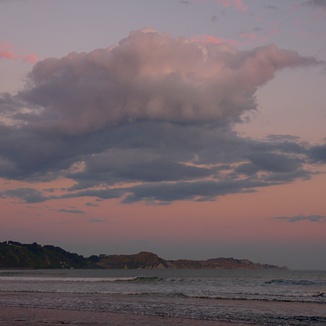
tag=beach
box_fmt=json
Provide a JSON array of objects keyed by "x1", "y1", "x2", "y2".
[{"x1": 0, "y1": 306, "x2": 238, "y2": 325}]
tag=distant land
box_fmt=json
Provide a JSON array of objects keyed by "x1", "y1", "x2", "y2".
[{"x1": 0, "y1": 241, "x2": 287, "y2": 270}]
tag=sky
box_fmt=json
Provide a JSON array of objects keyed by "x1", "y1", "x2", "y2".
[{"x1": 0, "y1": 0, "x2": 326, "y2": 270}]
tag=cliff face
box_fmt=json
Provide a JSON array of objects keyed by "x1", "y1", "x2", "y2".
[
  {"x1": 169, "y1": 257, "x2": 282, "y2": 270},
  {"x1": 0, "y1": 241, "x2": 286, "y2": 270},
  {"x1": 89, "y1": 251, "x2": 172, "y2": 269}
]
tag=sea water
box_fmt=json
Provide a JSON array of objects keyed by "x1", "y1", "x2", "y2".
[{"x1": 0, "y1": 269, "x2": 325, "y2": 325}]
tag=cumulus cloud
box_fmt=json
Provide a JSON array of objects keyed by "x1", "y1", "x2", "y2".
[
  {"x1": 274, "y1": 215, "x2": 326, "y2": 223},
  {"x1": 0, "y1": 29, "x2": 324, "y2": 204},
  {"x1": 12, "y1": 29, "x2": 320, "y2": 136}
]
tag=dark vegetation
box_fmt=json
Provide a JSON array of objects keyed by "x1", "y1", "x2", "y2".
[{"x1": 0, "y1": 241, "x2": 286, "y2": 270}]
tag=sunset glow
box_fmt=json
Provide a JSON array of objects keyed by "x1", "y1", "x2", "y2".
[{"x1": 0, "y1": 0, "x2": 325, "y2": 269}]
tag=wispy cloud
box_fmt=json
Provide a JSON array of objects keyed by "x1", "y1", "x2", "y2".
[
  {"x1": 214, "y1": 0, "x2": 248, "y2": 12},
  {"x1": 0, "y1": 42, "x2": 38, "y2": 63},
  {"x1": 237, "y1": 27, "x2": 279, "y2": 46},
  {"x1": 0, "y1": 188, "x2": 47, "y2": 203},
  {"x1": 192, "y1": 34, "x2": 238, "y2": 46},
  {"x1": 239, "y1": 32, "x2": 257, "y2": 42},
  {"x1": 179, "y1": 0, "x2": 247, "y2": 12},
  {"x1": 274, "y1": 215, "x2": 326, "y2": 223},
  {"x1": 89, "y1": 218, "x2": 106, "y2": 223},
  {"x1": 57, "y1": 208, "x2": 85, "y2": 214},
  {"x1": 85, "y1": 202, "x2": 99, "y2": 207},
  {"x1": 263, "y1": 5, "x2": 277, "y2": 10},
  {"x1": 179, "y1": 0, "x2": 191, "y2": 4}
]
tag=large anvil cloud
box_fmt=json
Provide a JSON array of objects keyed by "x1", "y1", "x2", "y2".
[{"x1": 0, "y1": 29, "x2": 324, "y2": 204}]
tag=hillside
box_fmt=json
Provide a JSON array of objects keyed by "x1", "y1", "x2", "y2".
[
  {"x1": 0, "y1": 241, "x2": 286, "y2": 270},
  {"x1": 89, "y1": 251, "x2": 171, "y2": 269},
  {"x1": 0, "y1": 241, "x2": 93, "y2": 269}
]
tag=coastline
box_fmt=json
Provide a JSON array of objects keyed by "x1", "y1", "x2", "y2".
[{"x1": 0, "y1": 306, "x2": 240, "y2": 325}]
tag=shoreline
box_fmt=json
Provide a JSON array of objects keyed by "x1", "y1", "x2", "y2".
[{"x1": 0, "y1": 306, "x2": 242, "y2": 325}]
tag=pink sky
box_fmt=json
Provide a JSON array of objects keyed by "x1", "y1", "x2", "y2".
[{"x1": 0, "y1": 0, "x2": 325, "y2": 270}]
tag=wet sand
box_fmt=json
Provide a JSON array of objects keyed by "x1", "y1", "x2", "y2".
[{"x1": 0, "y1": 306, "x2": 242, "y2": 325}]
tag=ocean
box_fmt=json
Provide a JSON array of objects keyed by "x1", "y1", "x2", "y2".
[{"x1": 0, "y1": 268, "x2": 325, "y2": 325}]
